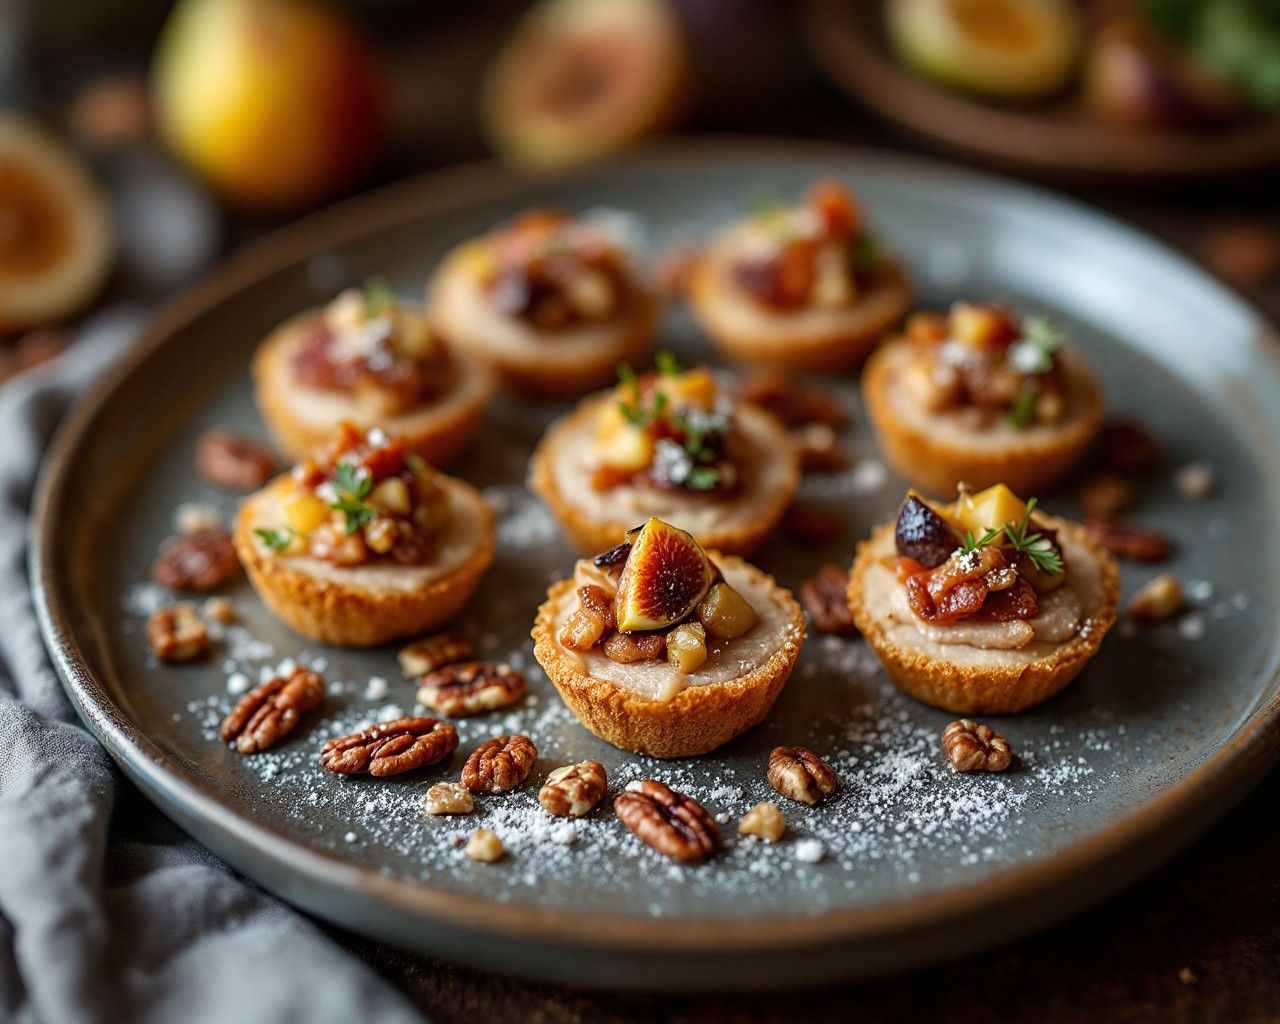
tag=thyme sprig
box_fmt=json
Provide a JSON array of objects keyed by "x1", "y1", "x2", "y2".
[
  {"x1": 363, "y1": 276, "x2": 396, "y2": 317},
  {"x1": 254, "y1": 526, "x2": 296, "y2": 553},
  {"x1": 330, "y1": 461, "x2": 377, "y2": 535},
  {"x1": 959, "y1": 497, "x2": 1064, "y2": 576}
]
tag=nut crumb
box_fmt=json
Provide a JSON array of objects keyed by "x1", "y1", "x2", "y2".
[
  {"x1": 1173, "y1": 461, "x2": 1215, "y2": 501},
  {"x1": 174, "y1": 502, "x2": 223, "y2": 536},
  {"x1": 1128, "y1": 574, "x2": 1184, "y2": 622},
  {"x1": 424, "y1": 782, "x2": 475, "y2": 816},
  {"x1": 201, "y1": 596, "x2": 236, "y2": 625},
  {"x1": 1178, "y1": 966, "x2": 1199, "y2": 986},
  {"x1": 738, "y1": 801, "x2": 785, "y2": 843},
  {"x1": 147, "y1": 603, "x2": 209, "y2": 663},
  {"x1": 465, "y1": 828, "x2": 504, "y2": 862}
]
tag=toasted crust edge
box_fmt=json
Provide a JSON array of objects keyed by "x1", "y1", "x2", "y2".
[
  {"x1": 847, "y1": 518, "x2": 1120, "y2": 715},
  {"x1": 527, "y1": 397, "x2": 800, "y2": 557},
  {"x1": 532, "y1": 555, "x2": 806, "y2": 758},
  {"x1": 233, "y1": 476, "x2": 495, "y2": 648}
]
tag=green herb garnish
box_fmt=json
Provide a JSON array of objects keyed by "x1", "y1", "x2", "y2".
[
  {"x1": 686, "y1": 466, "x2": 721, "y2": 491},
  {"x1": 254, "y1": 527, "x2": 296, "y2": 553},
  {"x1": 1005, "y1": 385, "x2": 1040, "y2": 429},
  {"x1": 363, "y1": 276, "x2": 396, "y2": 317},
  {"x1": 958, "y1": 498, "x2": 1064, "y2": 576},
  {"x1": 1020, "y1": 315, "x2": 1064, "y2": 369},
  {"x1": 330, "y1": 461, "x2": 376, "y2": 535},
  {"x1": 616, "y1": 362, "x2": 669, "y2": 429},
  {"x1": 654, "y1": 349, "x2": 683, "y2": 377}
]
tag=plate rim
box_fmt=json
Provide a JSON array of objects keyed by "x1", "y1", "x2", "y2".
[{"x1": 30, "y1": 138, "x2": 1280, "y2": 967}]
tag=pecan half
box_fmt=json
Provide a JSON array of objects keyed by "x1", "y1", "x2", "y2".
[
  {"x1": 152, "y1": 530, "x2": 239, "y2": 592},
  {"x1": 195, "y1": 429, "x2": 277, "y2": 490},
  {"x1": 417, "y1": 662, "x2": 527, "y2": 717},
  {"x1": 784, "y1": 502, "x2": 846, "y2": 545},
  {"x1": 321, "y1": 717, "x2": 458, "y2": 776},
  {"x1": 539, "y1": 761, "x2": 608, "y2": 818},
  {"x1": 799, "y1": 563, "x2": 858, "y2": 637},
  {"x1": 146, "y1": 603, "x2": 209, "y2": 663},
  {"x1": 767, "y1": 746, "x2": 838, "y2": 806},
  {"x1": 736, "y1": 372, "x2": 845, "y2": 427},
  {"x1": 614, "y1": 780, "x2": 721, "y2": 864},
  {"x1": 1099, "y1": 420, "x2": 1161, "y2": 475},
  {"x1": 1079, "y1": 473, "x2": 1136, "y2": 521},
  {"x1": 219, "y1": 668, "x2": 324, "y2": 754},
  {"x1": 398, "y1": 632, "x2": 474, "y2": 677},
  {"x1": 462, "y1": 734, "x2": 537, "y2": 793},
  {"x1": 942, "y1": 719, "x2": 1012, "y2": 773},
  {"x1": 1086, "y1": 518, "x2": 1173, "y2": 562}
]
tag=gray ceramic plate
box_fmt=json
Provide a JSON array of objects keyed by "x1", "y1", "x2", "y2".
[{"x1": 31, "y1": 141, "x2": 1280, "y2": 991}]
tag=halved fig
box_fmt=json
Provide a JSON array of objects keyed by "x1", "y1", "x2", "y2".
[
  {"x1": 613, "y1": 517, "x2": 713, "y2": 632},
  {"x1": 0, "y1": 113, "x2": 114, "y2": 334},
  {"x1": 480, "y1": 0, "x2": 689, "y2": 170},
  {"x1": 894, "y1": 493, "x2": 961, "y2": 568},
  {"x1": 885, "y1": 0, "x2": 1083, "y2": 100}
]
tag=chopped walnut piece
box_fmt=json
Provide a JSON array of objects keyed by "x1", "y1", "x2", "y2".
[
  {"x1": 423, "y1": 782, "x2": 475, "y2": 816},
  {"x1": 559, "y1": 585, "x2": 614, "y2": 651},
  {"x1": 219, "y1": 668, "x2": 324, "y2": 754},
  {"x1": 398, "y1": 632, "x2": 474, "y2": 677},
  {"x1": 201, "y1": 596, "x2": 236, "y2": 625},
  {"x1": 462, "y1": 735, "x2": 537, "y2": 793},
  {"x1": 194, "y1": 430, "x2": 278, "y2": 490},
  {"x1": 539, "y1": 761, "x2": 608, "y2": 818},
  {"x1": 146, "y1": 603, "x2": 210, "y2": 663},
  {"x1": 767, "y1": 746, "x2": 838, "y2": 806},
  {"x1": 738, "y1": 801, "x2": 786, "y2": 843},
  {"x1": 1086, "y1": 518, "x2": 1174, "y2": 562},
  {"x1": 417, "y1": 662, "x2": 527, "y2": 717},
  {"x1": 465, "y1": 828, "x2": 504, "y2": 862},
  {"x1": 1099, "y1": 420, "x2": 1161, "y2": 475},
  {"x1": 784, "y1": 502, "x2": 846, "y2": 545},
  {"x1": 614, "y1": 780, "x2": 721, "y2": 864},
  {"x1": 1128, "y1": 574, "x2": 1185, "y2": 622},
  {"x1": 799, "y1": 563, "x2": 859, "y2": 637},
  {"x1": 1079, "y1": 473, "x2": 1136, "y2": 521},
  {"x1": 942, "y1": 719, "x2": 1012, "y2": 773},
  {"x1": 151, "y1": 530, "x2": 240, "y2": 592}
]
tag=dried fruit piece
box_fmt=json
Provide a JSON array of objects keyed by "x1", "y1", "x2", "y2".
[
  {"x1": 538, "y1": 761, "x2": 608, "y2": 817},
  {"x1": 767, "y1": 746, "x2": 838, "y2": 806},
  {"x1": 697, "y1": 581, "x2": 757, "y2": 640},
  {"x1": 942, "y1": 719, "x2": 1012, "y2": 772},
  {"x1": 151, "y1": 529, "x2": 239, "y2": 591},
  {"x1": 194, "y1": 429, "x2": 277, "y2": 489},
  {"x1": 799, "y1": 563, "x2": 859, "y2": 638},
  {"x1": 465, "y1": 828, "x2": 504, "y2": 862},
  {"x1": 1128, "y1": 574, "x2": 1184, "y2": 623},
  {"x1": 783, "y1": 501, "x2": 846, "y2": 545},
  {"x1": 462, "y1": 734, "x2": 537, "y2": 793},
  {"x1": 219, "y1": 668, "x2": 324, "y2": 754},
  {"x1": 1079, "y1": 473, "x2": 1136, "y2": 521},
  {"x1": 416, "y1": 662, "x2": 527, "y2": 717},
  {"x1": 321, "y1": 717, "x2": 458, "y2": 776},
  {"x1": 398, "y1": 632, "x2": 475, "y2": 677},
  {"x1": 738, "y1": 801, "x2": 785, "y2": 843},
  {"x1": 1086, "y1": 518, "x2": 1173, "y2": 562},
  {"x1": 1099, "y1": 420, "x2": 1161, "y2": 474},
  {"x1": 423, "y1": 781, "x2": 475, "y2": 816},
  {"x1": 602, "y1": 631, "x2": 665, "y2": 663},
  {"x1": 894, "y1": 494, "x2": 961, "y2": 569},
  {"x1": 665, "y1": 621, "x2": 708, "y2": 674},
  {"x1": 613, "y1": 518, "x2": 713, "y2": 632},
  {"x1": 146, "y1": 603, "x2": 209, "y2": 663},
  {"x1": 614, "y1": 780, "x2": 721, "y2": 864},
  {"x1": 559, "y1": 584, "x2": 614, "y2": 650}
]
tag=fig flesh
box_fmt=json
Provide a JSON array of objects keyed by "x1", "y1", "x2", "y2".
[
  {"x1": 894, "y1": 494, "x2": 962, "y2": 568},
  {"x1": 613, "y1": 517, "x2": 713, "y2": 632}
]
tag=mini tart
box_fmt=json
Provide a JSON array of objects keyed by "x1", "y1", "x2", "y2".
[
  {"x1": 427, "y1": 238, "x2": 660, "y2": 399},
  {"x1": 529, "y1": 393, "x2": 800, "y2": 556},
  {"x1": 234, "y1": 474, "x2": 494, "y2": 647},
  {"x1": 533, "y1": 555, "x2": 805, "y2": 758},
  {"x1": 686, "y1": 223, "x2": 912, "y2": 372},
  {"x1": 848, "y1": 517, "x2": 1119, "y2": 714},
  {"x1": 252, "y1": 307, "x2": 495, "y2": 465},
  {"x1": 862, "y1": 335, "x2": 1104, "y2": 498}
]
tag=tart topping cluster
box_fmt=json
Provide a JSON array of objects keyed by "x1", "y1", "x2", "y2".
[
  {"x1": 894, "y1": 485, "x2": 1067, "y2": 640},
  {"x1": 558, "y1": 518, "x2": 758, "y2": 673},
  {"x1": 479, "y1": 209, "x2": 632, "y2": 330},
  {"x1": 900, "y1": 302, "x2": 1068, "y2": 429},
  {"x1": 255, "y1": 422, "x2": 449, "y2": 567},
  {"x1": 731, "y1": 180, "x2": 884, "y2": 312},
  {"x1": 592, "y1": 354, "x2": 737, "y2": 495},
  {"x1": 292, "y1": 280, "x2": 452, "y2": 418}
]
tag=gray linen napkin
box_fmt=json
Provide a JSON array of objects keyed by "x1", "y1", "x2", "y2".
[{"x1": 0, "y1": 310, "x2": 425, "y2": 1024}]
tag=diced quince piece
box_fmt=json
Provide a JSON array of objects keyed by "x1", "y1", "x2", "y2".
[
  {"x1": 595, "y1": 404, "x2": 654, "y2": 472},
  {"x1": 655, "y1": 367, "x2": 717, "y2": 410},
  {"x1": 697, "y1": 582, "x2": 757, "y2": 640},
  {"x1": 614, "y1": 518, "x2": 713, "y2": 632},
  {"x1": 666, "y1": 621, "x2": 708, "y2": 673},
  {"x1": 950, "y1": 301, "x2": 1018, "y2": 350},
  {"x1": 955, "y1": 483, "x2": 1028, "y2": 536},
  {"x1": 369, "y1": 477, "x2": 411, "y2": 516},
  {"x1": 284, "y1": 493, "x2": 329, "y2": 535}
]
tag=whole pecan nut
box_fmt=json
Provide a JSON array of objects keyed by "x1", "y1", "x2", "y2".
[
  {"x1": 538, "y1": 761, "x2": 608, "y2": 818},
  {"x1": 321, "y1": 716, "x2": 459, "y2": 777},
  {"x1": 1086, "y1": 518, "x2": 1173, "y2": 562},
  {"x1": 614, "y1": 780, "x2": 721, "y2": 864},
  {"x1": 219, "y1": 668, "x2": 324, "y2": 754},
  {"x1": 417, "y1": 662, "x2": 527, "y2": 717},
  {"x1": 152, "y1": 530, "x2": 240, "y2": 592},
  {"x1": 398, "y1": 632, "x2": 474, "y2": 677},
  {"x1": 462, "y1": 734, "x2": 537, "y2": 793},
  {"x1": 942, "y1": 719, "x2": 1012, "y2": 773},
  {"x1": 146, "y1": 603, "x2": 209, "y2": 663},
  {"x1": 195, "y1": 429, "x2": 277, "y2": 490},
  {"x1": 799, "y1": 563, "x2": 859, "y2": 637},
  {"x1": 767, "y1": 746, "x2": 838, "y2": 806}
]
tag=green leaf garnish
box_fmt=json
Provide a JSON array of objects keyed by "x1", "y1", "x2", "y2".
[
  {"x1": 363, "y1": 276, "x2": 396, "y2": 317},
  {"x1": 959, "y1": 497, "x2": 1064, "y2": 576},
  {"x1": 254, "y1": 527, "x2": 295, "y2": 553},
  {"x1": 1005, "y1": 385, "x2": 1040, "y2": 429},
  {"x1": 330, "y1": 461, "x2": 376, "y2": 535},
  {"x1": 616, "y1": 361, "x2": 669, "y2": 429},
  {"x1": 1021, "y1": 315, "x2": 1064, "y2": 363},
  {"x1": 686, "y1": 466, "x2": 721, "y2": 491},
  {"x1": 654, "y1": 350, "x2": 682, "y2": 377}
]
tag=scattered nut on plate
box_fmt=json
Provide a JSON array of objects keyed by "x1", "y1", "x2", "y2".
[
  {"x1": 219, "y1": 667, "x2": 324, "y2": 754},
  {"x1": 147, "y1": 603, "x2": 209, "y2": 663},
  {"x1": 462, "y1": 735, "x2": 537, "y2": 794},
  {"x1": 1127, "y1": 574, "x2": 1185, "y2": 623},
  {"x1": 942, "y1": 720, "x2": 1012, "y2": 773},
  {"x1": 321, "y1": 717, "x2": 459, "y2": 777},
  {"x1": 799, "y1": 563, "x2": 859, "y2": 638},
  {"x1": 614, "y1": 780, "x2": 721, "y2": 864},
  {"x1": 538, "y1": 761, "x2": 608, "y2": 818},
  {"x1": 423, "y1": 782, "x2": 475, "y2": 816},
  {"x1": 152, "y1": 529, "x2": 240, "y2": 592},
  {"x1": 417, "y1": 662, "x2": 527, "y2": 717},
  {"x1": 767, "y1": 746, "x2": 839, "y2": 806},
  {"x1": 464, "y1": 828, "x2": 504, "y2": 863},
  {"x1": 398, "y1": 631, "x2": 474, "y2": 677},
  {"x1": 738, "y1": 801, "x2": 786, "y2": 843}
]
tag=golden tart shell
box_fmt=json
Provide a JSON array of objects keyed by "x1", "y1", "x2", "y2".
[
  {"x1": 251, "y1": 308, "x2": 495, "y2": 465},
  {"x1": 528, "y1": 394, "x2": 800, "y2": 556},
  {"x1": 847, "y1": 517, "x2": 1120, "y2": 715},
  {"x1": 532, "y1": 555, "x2": 805, "y2": 758},
  {"x1": 861, "y1": 338, "x2": 1105, "y2": 498},
  {"x1": 234, "y1": 474, "x2": 494, "y2": 648}
]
